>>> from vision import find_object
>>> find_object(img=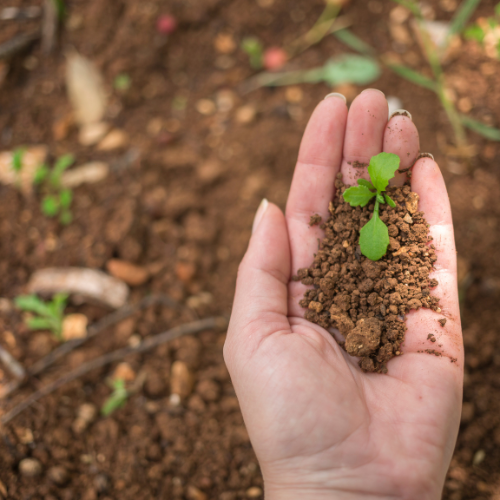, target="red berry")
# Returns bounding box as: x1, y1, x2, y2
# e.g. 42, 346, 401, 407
263, 47, 287, 71
156, 15, 177, 35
